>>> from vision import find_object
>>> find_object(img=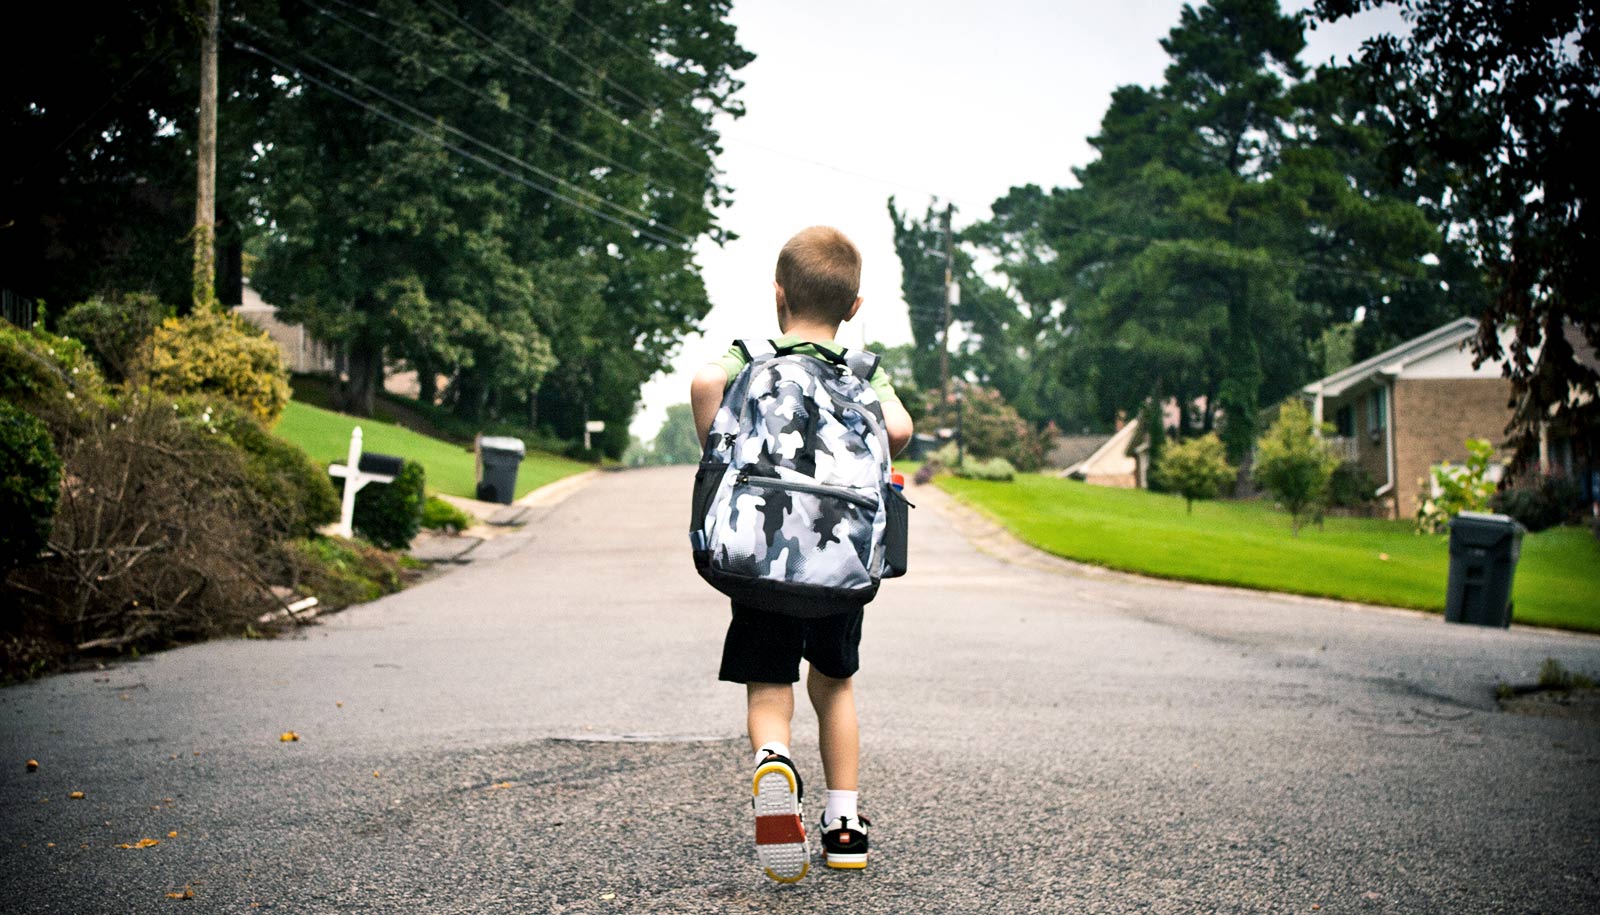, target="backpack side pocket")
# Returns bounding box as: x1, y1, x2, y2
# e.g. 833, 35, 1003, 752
691, 462, 727, 568
882, 485, 910, 578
